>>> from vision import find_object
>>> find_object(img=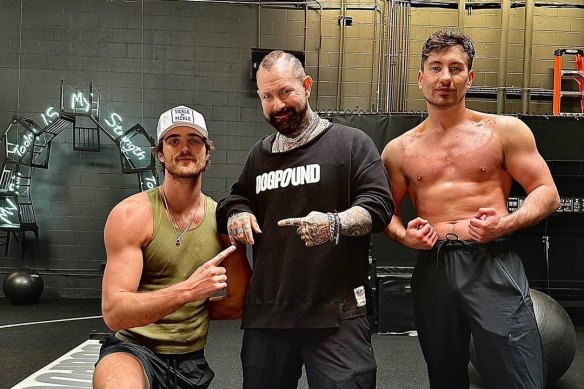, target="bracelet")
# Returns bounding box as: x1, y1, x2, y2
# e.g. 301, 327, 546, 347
327, 212, 340, 245
327, 212, 335, 242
